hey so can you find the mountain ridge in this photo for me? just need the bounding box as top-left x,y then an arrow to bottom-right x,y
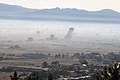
0,3 -> 120,23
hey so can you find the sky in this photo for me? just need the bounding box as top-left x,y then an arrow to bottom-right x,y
0,0 -> 120,12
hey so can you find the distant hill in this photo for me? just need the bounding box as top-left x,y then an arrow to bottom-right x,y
0,3 -> 120,23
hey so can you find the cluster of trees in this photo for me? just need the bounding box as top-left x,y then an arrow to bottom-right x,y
42,61 -> 60,68
54,54 -> 65,59
96,63 -> 120,80
10,71 -> 21,80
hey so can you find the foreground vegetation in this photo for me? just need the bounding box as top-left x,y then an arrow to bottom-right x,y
96,63 -> 120,80
8,62 -> 120,80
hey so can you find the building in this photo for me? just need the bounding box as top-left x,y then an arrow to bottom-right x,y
65,28 -> 74,39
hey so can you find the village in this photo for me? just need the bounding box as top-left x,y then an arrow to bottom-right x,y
0,51 -> 120,80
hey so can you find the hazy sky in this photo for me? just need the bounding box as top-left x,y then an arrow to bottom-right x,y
0,0 -> 120,12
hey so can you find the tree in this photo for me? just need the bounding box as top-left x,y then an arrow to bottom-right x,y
54,54 -> 58,59
62,54 -> 65,58
42,62 -> 48,68
96,63 -> 120,80
72,53 -> 80,58
48,74 -> 53,80
27,72 -> 38,80
10,71 -> 21,80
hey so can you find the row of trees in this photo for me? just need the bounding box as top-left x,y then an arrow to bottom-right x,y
10,71 -> 53,80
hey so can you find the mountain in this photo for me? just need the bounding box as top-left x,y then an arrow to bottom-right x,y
0,3 -> 120,23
